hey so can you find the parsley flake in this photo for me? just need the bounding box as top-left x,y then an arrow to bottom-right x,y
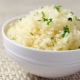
78,46 -> 80,48
54,5 -> 61,12
43,18 -> 48,21
68,48 -> 71,50
70,12 -> 74,14
62,34 -> 65,37
38,20 -> 41,21
41,11 -> 45,17
19,18 -> 22,21
51,37 -> 54,40
46,18 -> 53,25
68,17 -> 72,21
63,25 -> 70,33
30,32 -> 33,35
12,38 -> 15,40
62,25 -> 70,37
77,18 -> 80,21
58,32 -> 61,34
49,18 -> 52,22
34,12 -> 38,16
75,16 -> 80,21
47,21 -> 50,25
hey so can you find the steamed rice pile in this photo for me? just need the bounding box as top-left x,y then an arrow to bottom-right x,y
7,5 -> 80,50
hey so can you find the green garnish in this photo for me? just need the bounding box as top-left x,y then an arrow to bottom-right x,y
12,38 -> 15,40
49,18 -> 52,22
77,18 -> 80,21
47,18 -> 53,25
78,46 -> 80,48
47,21 -> 50,25
75,16 -> 80,21
41,11 -> 45,17
34,12 -> 38,16
41,18 -> 53,25
68,17 -> 72,21
43,18 -> 52,22
39,11 -> 53,25
30,32 -> 33,35
68,48 -> 71,50
62,25 -> 70,37
54,5 -> 61,12
63,25 -> 70,33
43,18 -> 48,21
58,32 -> 61,34
19,18 -> 22,21
70,12 -> 74,14
51,37 -> 54,40
38,18 -> 52,25
38,20 -> 41,21
62,34 -> 65,37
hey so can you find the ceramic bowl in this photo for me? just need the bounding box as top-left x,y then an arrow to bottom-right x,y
2,16 -> 80,78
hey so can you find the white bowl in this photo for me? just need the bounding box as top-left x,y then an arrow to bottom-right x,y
2,16 -> 80,78
8,51 -> 80,78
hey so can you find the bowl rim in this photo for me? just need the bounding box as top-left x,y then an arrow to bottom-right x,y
2,15 -> 80,53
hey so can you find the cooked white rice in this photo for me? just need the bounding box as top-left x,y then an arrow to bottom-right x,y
7,5 -> 80,50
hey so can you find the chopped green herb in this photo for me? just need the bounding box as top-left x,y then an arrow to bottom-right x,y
58,32 -> 61,34
36,12 -> 38,14
51,37 -> 54,40
54,5 -> 61,12
12,38 -> 15,40
70,12 -> 74,14
47,21 -> 50,25
49,18 -> 52,22
34,12 -> 38,16
19,18 -> 22,21
41,11 -> 45,17
78,46 -> 80,48
68,48 -> 71,50
38,17 -> 52,25
43,18 -> 52,22
62,25 -> 70,37
77,18 -> 80,21
38,20 -> 41,21
68,17 -> 72,21
44,18 -> 48,21
43,18 -> 48,21
75,16 -> 80,21
30,32 -> 33,35
46,18 -> 52,25
63,25 -> 70,33
62,34 -> 65,37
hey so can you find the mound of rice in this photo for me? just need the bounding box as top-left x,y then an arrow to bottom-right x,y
7,5 -> 80,50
